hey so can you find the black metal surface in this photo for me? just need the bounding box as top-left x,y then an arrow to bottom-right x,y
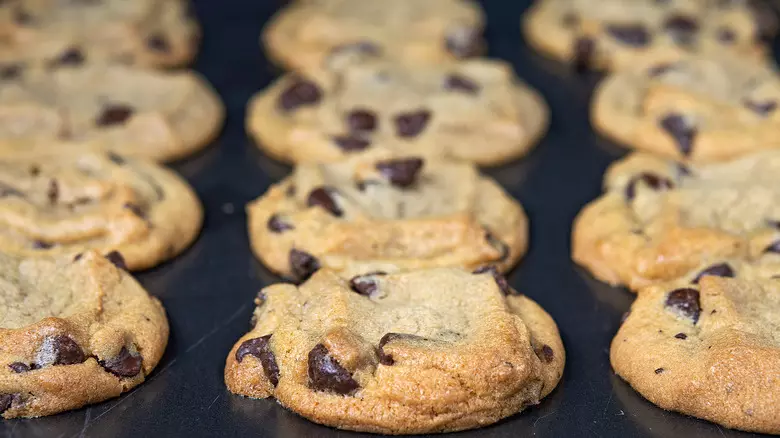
0,1 -> 772,437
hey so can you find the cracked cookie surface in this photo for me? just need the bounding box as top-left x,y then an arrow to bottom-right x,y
246,59 -> 548,166
224,268 -> 564,434
0,250 -> 168,419
247,152 -> 527,280
262,0 -> 484,72
592,55 -> 780,162
572,151 -> 780,291
0,151 -> 202,271
611,270 -> 780,434
0,64 -> 223,162
522,0 -> 775,72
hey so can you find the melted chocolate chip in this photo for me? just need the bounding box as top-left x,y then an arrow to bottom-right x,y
675,333 -> 688,340
744,99 -> 777,116
100,347 -> 142,377
307,343 -> 359,394
606,24 -> 652,46
655,367 -> 665,374
0,64 -> 21,80
625,173 -> 674,201
473,265 -> 517,296
306,187 -> 343,217
54,47 -> 85,66
377,333 -> 426,366
235,335 -> 280,386
536,345 -> 555,363
444,74 -> 480,94
717,27 -> 737,43
349,272 -> 386,296
346,109 -> 377,132
105,251 -> 128,271
0,393 -> 16,414
664,15 -> 699,45
32,240 -> 53,250
445,26 -> 482,58
394,110 -> 431,138
375,158 -> 424,188
47,179 -> 59,204
49,335 -> 86,365
764,239 -> 780,253
96,104 -> 134,127
332,135 -> 370,152
289,249 -> 320,282
147,33 -> 170,53
659,113 -> 696,156
8,362 -> 30,373
665,288 -> 701,324
573,37 -> 595,72
692,263 -> 735,284
107,152 -> 126,165
278,78 -> 322,112
267,214 -> 294,233
0,182 -> 23,198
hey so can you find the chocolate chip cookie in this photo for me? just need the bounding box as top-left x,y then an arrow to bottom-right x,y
1,250 -> 168,419
262,0 -> 484,72
522,0 -> 775,72
611,271 -> 780,434
246,152 -> 528,281
246,59 -> 548,166
0,0 -> 199,69
0,151 -> 202,271
593,55 -> 780,162
0,63 -> 223,162
572,151 -> 780,291
225,267 -> 564,434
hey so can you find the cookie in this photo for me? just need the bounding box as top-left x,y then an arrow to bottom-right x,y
522,0 -> 775,72
572,151 -> 780,291
246,152 -> 528,280
0,0 -> 199,69
611,270 -> 780,434
246,59 -> 548,166
262,0 -> 484,72
0,63 -> 223,163
0,250 -> 168,419
592,55 -> 780,162
0,150 -> 202,271
224,267 -> 564,434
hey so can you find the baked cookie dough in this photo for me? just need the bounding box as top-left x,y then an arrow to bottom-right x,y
246,59 -> 548,166
0,151 -> 202,271
592,55 -> 780,162
247,152 -> 528,281
1,250 -> 168,419
0,0 -> 199,69
611,269 -> 780,434
522,0 -> 775,72
0,63 -> 223,163
262,0 -> 484,72
572,151 -> 780,291
225,267 -> 564,434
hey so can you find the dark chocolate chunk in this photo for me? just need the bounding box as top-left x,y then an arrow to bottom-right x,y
100,347 -> 142,377
307,343 -> 359,394
96,104 -> 134,127
0,64 -> 22,80
0,393 -> 16,414
267,214 -> 294,233
375,158 -> 424,188
306,187 -> 343,217
624,173 -> 674,201
235,334 -> 280,386
49,335 -> 86,365
332,135 -> 370,152
445,26 -> 482,58
8,362 -> 30,373
659,113 -> 696,156
394,110 -> 432,138
536,345 -> 555,363
54,47 -> 85,66
675,333 -> 688,340
743,99 -> 777,116
764,239 -> 780,254
32,240 -> 53,250
278,78 -> 322,112
105,251 -> 128,271
0,182 -> 23,198
289,249 -> 320,282
606,24 -> 652,46
349,272 -> 386,296
377,333 -> 426,366
691,263 -> 735,284
664,15 -> 700,45
665,288 -> 701,324
654,367 -> 665,374
573,37 -> 595,72
444,74 -> 480,94
147,33 -> 170,53
346,109 -> 377,133
47,179 -> 59,204
107,152 -> 126,165
473,265 -> 517,296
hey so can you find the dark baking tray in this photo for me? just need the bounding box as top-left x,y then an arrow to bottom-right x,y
0,1 -> 773,437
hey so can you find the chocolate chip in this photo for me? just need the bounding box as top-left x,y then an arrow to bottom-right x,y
692,263 -> 735,284
278,78 -> 322,112
235,335 -> 280,386
665,288 -> 701,324
73,253 -> 83,262
107,152 -> 126,165
664,15 -> 699,45
572,37 -> 595,72
0,393 -> 16,414
744,99 -> 777,116
289,249 -> 320,282
654,367 -> 665,374
377,333 -> 428,366
394,110 -> 431,138
8,362 -> 30,373
332,135 -> 370,152
675,333 -> 688,340
473,265 -> 517,296
96,104 -> 134,127
717,27 -> 736,43
763,239 -> 780,253
349,272 -> 386,296
659,113 -> 696,156
307,343 -> 359,394
625,173 -> 674,201
267,214 -> 294,233
48,335 -> 86,365
0,182 -> 23,198
346,109 -> 377,133
445,26 -> 482,58
606,24 -> 652,46
124,203 -> 146,219
47,179 -> 59,204
105,251 -> 128,271
375,158 -> 424,188
100,347 -> 142,377
485,229 -> 510,262
32,240 -> 53,250
444,74 -> 480,94
536,345 -> 555,363
147,33 -> 170,53
0,64 -> 21,80
307,187 -> 343,217
54,47 -> 85,66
